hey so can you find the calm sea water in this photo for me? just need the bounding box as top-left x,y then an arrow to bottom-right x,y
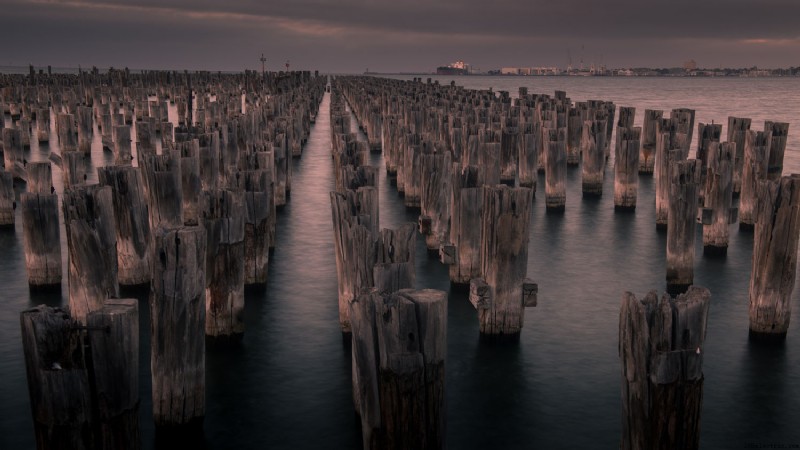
1,76 -> 799,449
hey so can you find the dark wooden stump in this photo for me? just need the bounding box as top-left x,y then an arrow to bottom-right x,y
619,287 -> 711,450
350,289 -> 447,450
151,226 -> 206,427
202,190 -> 246,337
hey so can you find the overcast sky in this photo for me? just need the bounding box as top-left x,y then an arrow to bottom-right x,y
2,0 -> 798,72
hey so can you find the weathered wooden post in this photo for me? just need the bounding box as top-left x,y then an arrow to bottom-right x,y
765,121 -> 789,181
97,165 -> 152,286
441,165 -> 483,285
500,120 -> 518,183
350,288 -> 447,450
666,159 -> 701,295
87,298 -> 141,450
151,225 -> 206,427
141,150 -> 183,229
3,127 -> 25,180
655,127 -> 688,228
519,121 -> 540,190
36,108 -> 50,143
62,184 -> 119,324
739,130 -> 772,230
114,125 -> 132,165
77,106 -> 93,154
0,170 -> 14,227
373,224 -> 417,294
614,127 -> 641,211
470,185 -> 536,337
639,109 -> 662,174
236,169 -> 272,286
544,128 -> 566,211
419,151 -> 452,252
728,116 -> 751,196
21,167 -> 61,287
60,152 -> 85,189
748,174 -> 800,339
330,187 -> 379,333
701,142 -> 736,255
20,305 -> 93,450
178,141 -> 202,226
619,287 -> 711,450
581,119 -> 607,196
566,107 -> 582,166
202,189 -> 246,338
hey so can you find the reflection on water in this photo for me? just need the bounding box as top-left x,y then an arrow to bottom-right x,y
0,77 -> 799,449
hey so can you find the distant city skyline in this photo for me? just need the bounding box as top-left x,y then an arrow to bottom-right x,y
1,0 -> 798,73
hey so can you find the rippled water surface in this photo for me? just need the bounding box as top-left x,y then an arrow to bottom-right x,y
1,76 -> 799,449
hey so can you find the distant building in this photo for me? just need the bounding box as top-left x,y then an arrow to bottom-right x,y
683,59 -> 698,71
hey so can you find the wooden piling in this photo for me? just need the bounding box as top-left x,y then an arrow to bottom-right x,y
349,288 -> 447,450
764,121 -> 789,181
330,187 -> 379,333
739,130 -> 772,230
666,159 -> 701,294
639,110 -> 662,174
20,305 -> 93,450
544,128 -> 566,211
614,127 -> 641,211
97,165 -> 152,286
701,142 -> 736,255
442,165 -> 484,285
619,287 -> 711,450
748,174 -> 800,339
151,225 -> 206,427
140,150 -> 183,229
419,151 -> 452,251
202,189 -> 246,338
0,170 -> 14,227
471,185 -> 535,336
728,116 -> 751,196
20,188 -> 61,287
519,121 -> 540,190
36,108 -> 50,143
87,299 -> 141,450
62,184 -> 119,324
581,119 -> 607,196
373,224 -> 417,294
